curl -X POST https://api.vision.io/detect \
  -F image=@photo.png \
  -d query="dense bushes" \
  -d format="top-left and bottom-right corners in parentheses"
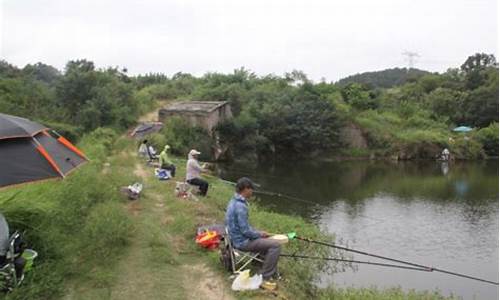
top-left (148, 117), bottom-right (213, 161)
top-left (0, 59), bottom-right (155, 142)
top-left (475, 122), bottom-right (499, 157)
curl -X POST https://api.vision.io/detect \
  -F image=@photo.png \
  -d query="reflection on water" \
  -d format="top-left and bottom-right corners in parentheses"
top-left (217, 160), bottom-right (499, 300)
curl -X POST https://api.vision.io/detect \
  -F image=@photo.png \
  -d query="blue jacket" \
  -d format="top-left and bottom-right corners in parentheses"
top-left (225, 193), bottom-right (261, 249)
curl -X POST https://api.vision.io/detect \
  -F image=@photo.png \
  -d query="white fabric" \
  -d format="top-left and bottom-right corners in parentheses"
top-left (231, 270), bottom-right (262, 291)
top-left (186, 158), bottom-right (202, 181)
top-left (138, 144), bottom-right (148, 156)
top-left (188, 149), bottom-right (201, 157)
top-left (0, 213), bottom-right (9, 256)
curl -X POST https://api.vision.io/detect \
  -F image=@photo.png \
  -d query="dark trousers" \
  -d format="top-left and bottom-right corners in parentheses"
top-left (0, 255), bottom-right (26, 278)
top-left (14, 256), bottom-right (25, 278)
top-left (240, 238), bottom-right (281, 280)
top-left (161, 164), bottom-right (176, 177)
top-left (187, 178), bottom-right (209, 196)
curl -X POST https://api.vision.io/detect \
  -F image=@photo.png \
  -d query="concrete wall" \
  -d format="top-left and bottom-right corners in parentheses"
top-left (158, 102), bottom-right (232, 135)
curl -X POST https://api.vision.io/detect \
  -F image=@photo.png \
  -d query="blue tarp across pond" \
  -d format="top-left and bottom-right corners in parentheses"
top-left (453, 126), bottom-right (473, 132)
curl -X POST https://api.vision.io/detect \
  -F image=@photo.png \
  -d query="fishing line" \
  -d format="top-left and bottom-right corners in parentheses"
top-left (219, 178), bottom-right (385, 223)
top-left (254, 190), bottom-right (384, 222)
top-left (295, 236), bottom-right (499, 286)
top-left (217, 167), bottom-right (297, 183)
top-left (279, 254), bottom-right (431, 272)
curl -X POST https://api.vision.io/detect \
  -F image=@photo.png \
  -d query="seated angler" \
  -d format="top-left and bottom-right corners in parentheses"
top-left (225, 177), bottom-right (281, 290)
top-left (185, 149), bottom-right (209, 196)
top-left (159, 144), bottom-right (176, 177)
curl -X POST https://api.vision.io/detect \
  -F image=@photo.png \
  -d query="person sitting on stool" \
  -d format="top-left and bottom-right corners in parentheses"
top-left (185, 149), bottom-right (209, 196)
top-left (225, 177), bottom-right (281, 290)
top-left (159, 144), bottom-right (176, 177)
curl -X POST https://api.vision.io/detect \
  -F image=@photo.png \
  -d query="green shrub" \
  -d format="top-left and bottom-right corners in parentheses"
top-left (159, 116), bottom-right (213, 160)
top-left (79, 127), bottom-right (118, 159)
top-left (147, 132), bottom-right (167, 152)
top-left (450, 137), bottom-right (485, 159)
top-left (475, 122), bottom-right (499, 156)
top-left (133, 88), bottom-right (156, 116)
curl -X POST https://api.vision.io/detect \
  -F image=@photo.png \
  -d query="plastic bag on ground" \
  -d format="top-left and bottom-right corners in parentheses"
top-left (154, 168), bottom-right (171, 180)
top-left (128, 182), bottom-right (143, 194)
top-left (231, 269), bottom-right (262, 291)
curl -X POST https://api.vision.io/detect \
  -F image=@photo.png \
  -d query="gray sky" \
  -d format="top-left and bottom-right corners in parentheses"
top-left (1, 0), bottom-right (497, 81)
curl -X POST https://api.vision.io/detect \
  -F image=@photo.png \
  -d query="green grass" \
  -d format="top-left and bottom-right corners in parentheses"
top-left (318, 286), bottom-right (454, 300)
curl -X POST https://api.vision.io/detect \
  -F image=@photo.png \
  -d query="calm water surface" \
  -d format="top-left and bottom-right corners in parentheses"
top-left (217, 160), bottom-right (499, 300)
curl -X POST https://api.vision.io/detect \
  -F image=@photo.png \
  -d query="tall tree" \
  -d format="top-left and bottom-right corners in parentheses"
top-left (460, 53), bottom-right (498, 90)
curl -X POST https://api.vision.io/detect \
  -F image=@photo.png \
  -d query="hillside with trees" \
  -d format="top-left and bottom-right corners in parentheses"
top-left (336, 67), bottom-right (431, 88)
top-left (0, 53), bottom-right (498, 162)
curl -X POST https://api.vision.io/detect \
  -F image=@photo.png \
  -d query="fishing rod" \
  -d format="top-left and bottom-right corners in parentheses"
top-left (217, 166), bottom-right (295, 181)
top-left (279, 253), bottom-right (432, 272)
top-left (295, 236), bottom-right (499, 286)
top-left (219, 178), bottom-right (385, 223)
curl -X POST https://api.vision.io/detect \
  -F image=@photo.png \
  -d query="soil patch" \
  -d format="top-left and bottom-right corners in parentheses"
top-left (183, 264), bottom-right (235, 300)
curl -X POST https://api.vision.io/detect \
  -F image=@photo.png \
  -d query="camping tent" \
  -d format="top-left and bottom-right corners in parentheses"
top-left (0, 113), bottom-right (88, 188)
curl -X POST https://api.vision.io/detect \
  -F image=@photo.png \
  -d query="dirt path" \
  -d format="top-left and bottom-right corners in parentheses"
top-left (106, 161), bottom-right (233, 300)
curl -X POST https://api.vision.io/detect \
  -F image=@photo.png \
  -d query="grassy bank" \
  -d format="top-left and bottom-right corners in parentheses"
top-left (1, 127), bottom-right (456, 299)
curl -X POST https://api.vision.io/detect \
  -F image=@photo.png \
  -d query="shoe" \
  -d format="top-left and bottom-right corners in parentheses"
top-left (273, 272), bottom-right (283, 281)
top-left (260, 280), bottom-right (277, 291)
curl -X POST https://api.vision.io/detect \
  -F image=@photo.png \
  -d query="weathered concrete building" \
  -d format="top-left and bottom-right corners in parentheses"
top-left (158, 101), bottom-right (232, 134)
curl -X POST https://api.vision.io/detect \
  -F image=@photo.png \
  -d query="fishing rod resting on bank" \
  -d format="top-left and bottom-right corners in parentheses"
top-left (292, 235), bottom-right (499, 286)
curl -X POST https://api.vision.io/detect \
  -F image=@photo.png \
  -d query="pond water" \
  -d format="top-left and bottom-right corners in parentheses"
top-left (216, 160), bottom-right (499, 300)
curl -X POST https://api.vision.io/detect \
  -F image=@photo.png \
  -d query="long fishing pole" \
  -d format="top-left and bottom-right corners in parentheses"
top-left (295, 236), bottom-right (499, 286)
top-left (219, 179), bottom-right (385, 223)
top-left (279, 254), bottom-right (432, 272)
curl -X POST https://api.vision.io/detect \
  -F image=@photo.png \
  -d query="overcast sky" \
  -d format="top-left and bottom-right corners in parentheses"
top-left (0, 0), bottom-right (497, 81)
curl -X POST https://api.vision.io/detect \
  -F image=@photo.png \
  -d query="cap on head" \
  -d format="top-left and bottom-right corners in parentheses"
top-left (236, 177), bottom-right (255, 193)
top-left (164, 144), bottom-right (170, 151)
top-left (189, 149), bottom-right (201, 156)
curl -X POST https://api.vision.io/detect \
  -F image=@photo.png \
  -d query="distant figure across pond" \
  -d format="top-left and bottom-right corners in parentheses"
top-left (441, 148), bottom-right (450, 161)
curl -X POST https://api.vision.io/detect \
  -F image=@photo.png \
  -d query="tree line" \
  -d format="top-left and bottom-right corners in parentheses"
top-left (0, 53), bottom-right (497, 160)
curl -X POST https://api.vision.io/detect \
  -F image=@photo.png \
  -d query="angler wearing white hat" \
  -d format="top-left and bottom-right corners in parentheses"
top-left (186, 149), bottom-right (209, 196)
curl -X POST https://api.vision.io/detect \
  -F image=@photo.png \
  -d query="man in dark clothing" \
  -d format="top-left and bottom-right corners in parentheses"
top-left (225, 177), bottom-right (281, 290)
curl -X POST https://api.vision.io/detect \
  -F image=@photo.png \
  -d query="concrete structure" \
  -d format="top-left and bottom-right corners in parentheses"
top-left (158, 101), bottom-right (232, 134)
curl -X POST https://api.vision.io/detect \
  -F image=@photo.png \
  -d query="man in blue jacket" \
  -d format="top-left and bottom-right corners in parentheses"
top-left (225, 177), bottom-right (281, 289)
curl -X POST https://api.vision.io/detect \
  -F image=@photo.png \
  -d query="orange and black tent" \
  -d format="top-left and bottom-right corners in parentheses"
top-left (0, 113), bottom-right (88, 188)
